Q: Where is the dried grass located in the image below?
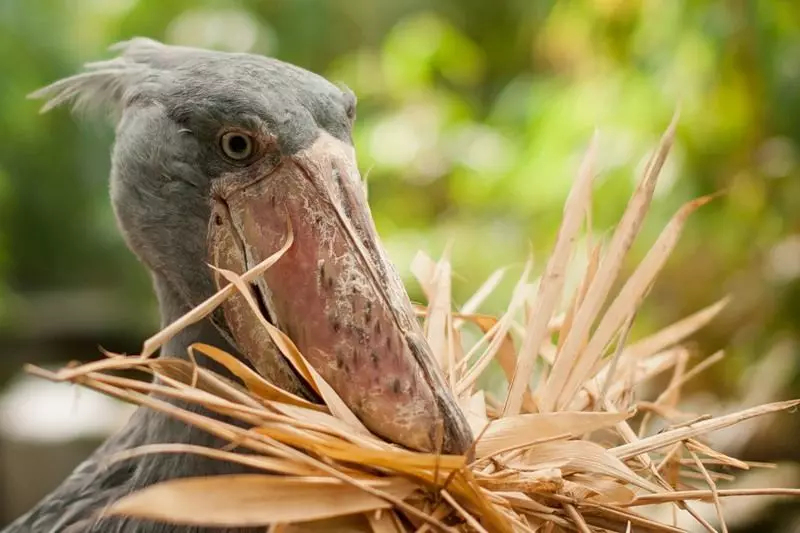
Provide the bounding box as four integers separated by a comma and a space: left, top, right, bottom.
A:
28, 113, 800, 532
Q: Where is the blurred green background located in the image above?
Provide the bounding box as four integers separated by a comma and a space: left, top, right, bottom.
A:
0, 0, 799, 530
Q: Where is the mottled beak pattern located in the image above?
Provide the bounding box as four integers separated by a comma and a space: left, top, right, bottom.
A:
209, 133, 473, 455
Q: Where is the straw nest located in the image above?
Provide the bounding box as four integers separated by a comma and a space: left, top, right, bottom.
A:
30, 113, 800, 532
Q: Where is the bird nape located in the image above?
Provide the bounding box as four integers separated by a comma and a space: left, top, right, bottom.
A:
4, 38, 472, 533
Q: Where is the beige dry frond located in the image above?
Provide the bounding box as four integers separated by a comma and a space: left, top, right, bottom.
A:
29, 113, 800, 532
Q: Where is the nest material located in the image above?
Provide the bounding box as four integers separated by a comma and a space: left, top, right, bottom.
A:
30, 113, 800, 532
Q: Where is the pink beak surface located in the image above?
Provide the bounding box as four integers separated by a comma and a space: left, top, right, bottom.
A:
208, 133, 473, 455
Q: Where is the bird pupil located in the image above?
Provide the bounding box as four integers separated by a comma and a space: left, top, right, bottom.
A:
229, 135, 248, 153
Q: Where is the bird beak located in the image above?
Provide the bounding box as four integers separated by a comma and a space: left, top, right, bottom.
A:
208, 132, 473, 455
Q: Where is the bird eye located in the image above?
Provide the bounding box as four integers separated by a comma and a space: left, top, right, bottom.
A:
220, 132, 254, 161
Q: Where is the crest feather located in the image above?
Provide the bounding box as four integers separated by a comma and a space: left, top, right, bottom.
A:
28, 38, 168, 118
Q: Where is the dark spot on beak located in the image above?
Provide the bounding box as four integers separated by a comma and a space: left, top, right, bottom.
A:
392, 378, 401, 394
333, 167, 353, 219
332, 320, 341, 333
214, 214, 223, 226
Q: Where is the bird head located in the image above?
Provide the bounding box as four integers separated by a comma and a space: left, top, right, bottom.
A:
32, 38, 473, 456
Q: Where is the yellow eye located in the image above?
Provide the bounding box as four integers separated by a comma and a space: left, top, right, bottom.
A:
220, 132, 254, 161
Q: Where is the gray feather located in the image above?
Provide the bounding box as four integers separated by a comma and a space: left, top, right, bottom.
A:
8, 37, 361, 533
28, 38, 167, 118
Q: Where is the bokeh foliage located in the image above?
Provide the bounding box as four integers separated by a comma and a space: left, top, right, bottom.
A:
1, 1, 799, 402
1, 1, 800, 530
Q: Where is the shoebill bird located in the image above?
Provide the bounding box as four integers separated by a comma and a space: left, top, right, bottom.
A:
4, 38, 472, 533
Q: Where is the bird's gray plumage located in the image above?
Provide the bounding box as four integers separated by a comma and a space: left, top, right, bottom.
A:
5, 38, 359, 533
6, 36, 474, 532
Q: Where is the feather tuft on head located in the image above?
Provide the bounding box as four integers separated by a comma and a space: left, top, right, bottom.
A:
28, 38, 168, 119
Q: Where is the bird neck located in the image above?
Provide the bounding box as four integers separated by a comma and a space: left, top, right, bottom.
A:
151, 272, 235, 361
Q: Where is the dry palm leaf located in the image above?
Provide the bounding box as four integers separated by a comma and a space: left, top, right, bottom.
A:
30, 113, 800, 532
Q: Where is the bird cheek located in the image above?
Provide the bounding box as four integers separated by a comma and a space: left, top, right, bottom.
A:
210, 167, 268, 200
